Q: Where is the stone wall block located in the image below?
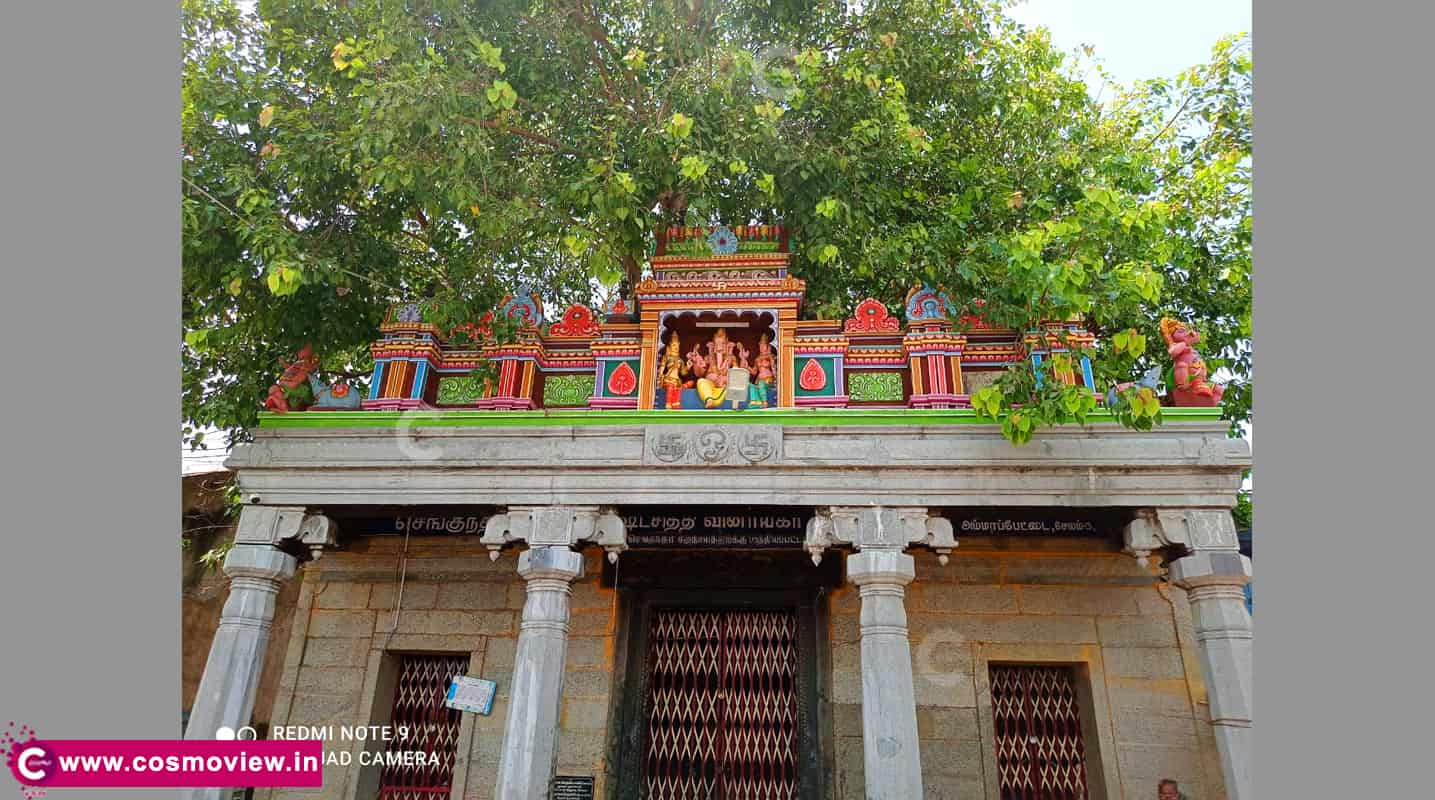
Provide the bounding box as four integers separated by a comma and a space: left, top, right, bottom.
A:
307, 610, 377, 638
435, 581, 510, 610
914, 584, 1018, 614
312, 582, 372, 609
367, 582, 439, 610
1018, 585, 1142, 616
298, 637, 371, 668
950, 614, 1099, 644
1097, 615, 1180, 648
1102, 646, 1188, 681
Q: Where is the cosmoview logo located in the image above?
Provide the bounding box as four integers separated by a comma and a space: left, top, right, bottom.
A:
14, 745, 53, 783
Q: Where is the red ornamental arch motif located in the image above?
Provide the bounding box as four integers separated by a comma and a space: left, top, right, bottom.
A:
549, 304, 602, 337
607, 362, 638, 396
799, 358, 828, 391
845, 298, 900, 333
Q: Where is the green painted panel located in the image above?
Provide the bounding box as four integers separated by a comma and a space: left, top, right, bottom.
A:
600, 360, 641, 397
436, 374, 484, 405
543, 373, 594, 407
794, 357, 837, 397
848, 371, 905, 403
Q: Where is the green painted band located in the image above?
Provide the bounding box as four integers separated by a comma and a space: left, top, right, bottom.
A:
257, 406, 1224, 429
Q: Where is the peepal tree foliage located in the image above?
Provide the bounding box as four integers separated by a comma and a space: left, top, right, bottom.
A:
182, 0, 1251, 448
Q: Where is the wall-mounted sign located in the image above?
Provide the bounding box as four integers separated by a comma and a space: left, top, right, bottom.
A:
945, 508, 1130, 537
445, 676, 497, 715
551, 775, 595, 800
339, 511, 489, 536
622, 507, 811, 549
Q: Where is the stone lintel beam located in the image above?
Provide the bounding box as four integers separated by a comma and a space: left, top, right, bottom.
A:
481, 505, 628, 563
805, 506, 956, 565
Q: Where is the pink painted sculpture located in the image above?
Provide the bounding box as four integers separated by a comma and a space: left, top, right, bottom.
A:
1160, 318, 1225, 407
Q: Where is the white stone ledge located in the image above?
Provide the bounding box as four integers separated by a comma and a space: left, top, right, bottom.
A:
227, 421, 1248, 509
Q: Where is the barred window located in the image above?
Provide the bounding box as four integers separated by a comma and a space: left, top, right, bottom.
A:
377, 654, 468, 800
989, 664, 1091, 800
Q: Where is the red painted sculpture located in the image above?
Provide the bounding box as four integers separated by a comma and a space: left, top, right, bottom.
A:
264, 345, 362, 412
1160, 318, 1225, 407
264, 346, 321, 412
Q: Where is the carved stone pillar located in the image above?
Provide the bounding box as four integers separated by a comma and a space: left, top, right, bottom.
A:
494, 546, 584, 800
1171, 548, 1253, 800
484, 506, 626, 800
806, 506, 956, 800
1125, 509, 1253, 800
183, 506, 335, 800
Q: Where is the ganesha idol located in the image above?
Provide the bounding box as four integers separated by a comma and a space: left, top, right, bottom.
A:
686, 328, 751, 408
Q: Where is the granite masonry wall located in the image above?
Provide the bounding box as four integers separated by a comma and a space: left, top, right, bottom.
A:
254, 536, 617, 800
827, 538, 1227, 800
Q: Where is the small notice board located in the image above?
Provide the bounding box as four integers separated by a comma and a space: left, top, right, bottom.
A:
445, 675, 497, 715
551, 775, 595, 800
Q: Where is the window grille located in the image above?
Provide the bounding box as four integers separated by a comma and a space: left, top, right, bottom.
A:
989, 664, 1090, 800
377, 653, 468, 800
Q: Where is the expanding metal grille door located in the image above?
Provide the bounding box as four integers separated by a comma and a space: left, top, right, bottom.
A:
990, 664, 1090, 800
643, 609, 800, 800
377, 654, 468, 800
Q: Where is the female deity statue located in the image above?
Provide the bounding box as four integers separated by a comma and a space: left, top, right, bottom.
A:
747, 333, 776, 408
658, 333, 689, 409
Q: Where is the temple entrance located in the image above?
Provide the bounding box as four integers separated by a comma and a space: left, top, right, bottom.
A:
641, 607, 800, 800
605, 548, 838, 800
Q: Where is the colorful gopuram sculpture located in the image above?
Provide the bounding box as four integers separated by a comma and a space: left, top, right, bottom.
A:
1160, 317, 1226, 407
341, 223, 1124, 413
264, 345, 361, 412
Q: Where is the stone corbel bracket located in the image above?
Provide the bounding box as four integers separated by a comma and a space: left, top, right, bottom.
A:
804, 506, 957, 565
481, 505, 628, 563
236, 506, 339, 562
1124, 508, 1240, 567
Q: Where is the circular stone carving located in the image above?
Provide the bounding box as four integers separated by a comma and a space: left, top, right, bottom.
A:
695, 429, 729, 462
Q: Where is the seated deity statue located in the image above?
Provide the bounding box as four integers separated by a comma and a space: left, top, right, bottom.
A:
688, 327, 749, 408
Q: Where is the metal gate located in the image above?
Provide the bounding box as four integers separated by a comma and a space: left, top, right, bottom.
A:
642, 608, 800, 800
377, 653, 469, 800
989, 664, 1090, 800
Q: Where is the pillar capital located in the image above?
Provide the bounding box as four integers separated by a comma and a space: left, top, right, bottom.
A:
1123, 507, 1239, 567
805, 506, 956, 565
221, 542, 298, 583
516, 546, 585, 584
1169, 549, 1252, 591
846, 549, 916, 587
482, 505, 627, 563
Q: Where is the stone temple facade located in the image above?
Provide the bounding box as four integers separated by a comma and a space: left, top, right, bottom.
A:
185, 227, 1252, 800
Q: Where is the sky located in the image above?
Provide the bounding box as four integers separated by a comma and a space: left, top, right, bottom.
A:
1006, 0, 1252, 92
182, 0, 1254, 474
